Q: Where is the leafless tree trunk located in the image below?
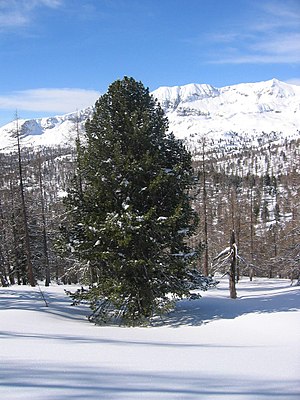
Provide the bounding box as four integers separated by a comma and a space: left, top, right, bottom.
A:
15, 117, 35, 286
0, 199, 9, 286
249, 185, 254, 281
202, 140, 209, 276
229, 230, 237, 299
38, 156, 50, 286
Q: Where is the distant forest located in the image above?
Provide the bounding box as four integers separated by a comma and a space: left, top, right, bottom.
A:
0, 134, 299, 287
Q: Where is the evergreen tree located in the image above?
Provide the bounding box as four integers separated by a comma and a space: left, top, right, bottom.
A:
63, 77, 198, 325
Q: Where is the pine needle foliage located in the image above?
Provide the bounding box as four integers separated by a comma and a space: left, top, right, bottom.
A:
63, 77, 198, 325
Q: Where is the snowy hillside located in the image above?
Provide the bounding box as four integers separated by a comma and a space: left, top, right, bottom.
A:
1, 79, 299, 152
0, 277, 299, 399
152, 78, 300, 152
0, 107, 93, 151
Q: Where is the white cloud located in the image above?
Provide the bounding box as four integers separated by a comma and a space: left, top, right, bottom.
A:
0, 0, 63, 29
260, 1, 300, 24
205, 0, 300, 65
252, 33, 300, 56
0, 88, 101, 113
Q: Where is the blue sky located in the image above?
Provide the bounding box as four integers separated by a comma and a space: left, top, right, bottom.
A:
0, 0, 299, 127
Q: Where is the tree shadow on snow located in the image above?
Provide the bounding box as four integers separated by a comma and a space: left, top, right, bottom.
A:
0, 282, 299, 328
0, 287, 89, 322
152, 285, 300, 327
0, 363, 299, 400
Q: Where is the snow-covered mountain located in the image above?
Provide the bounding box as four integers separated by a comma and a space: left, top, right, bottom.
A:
0, 107, 93, 151
152, 78, 300, 152
1, 79, 299, 152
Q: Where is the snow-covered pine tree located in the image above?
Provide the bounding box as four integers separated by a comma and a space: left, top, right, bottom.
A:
63, 77, 198, 325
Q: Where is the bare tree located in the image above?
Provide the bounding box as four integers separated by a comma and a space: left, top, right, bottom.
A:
212, 230, 238, 299
229, 230, 237, 298
37, 155, 50, 286
15, 115, 35, 286
202, 140, 209, 276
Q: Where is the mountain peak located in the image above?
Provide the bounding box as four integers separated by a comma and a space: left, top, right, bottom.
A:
259, 78, 298, 98
152, 83, 219, 109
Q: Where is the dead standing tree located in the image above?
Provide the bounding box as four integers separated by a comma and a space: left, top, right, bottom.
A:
229, 231, 238, 298
212, 230, 238, 299
15, 116, 35, 286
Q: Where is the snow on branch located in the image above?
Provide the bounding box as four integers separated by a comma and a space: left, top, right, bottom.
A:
213, 246, 231, 262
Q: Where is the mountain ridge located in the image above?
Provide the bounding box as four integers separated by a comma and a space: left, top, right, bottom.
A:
1, 79, 299, 152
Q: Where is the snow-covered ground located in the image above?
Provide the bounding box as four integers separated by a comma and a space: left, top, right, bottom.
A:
1, 277, 299, 400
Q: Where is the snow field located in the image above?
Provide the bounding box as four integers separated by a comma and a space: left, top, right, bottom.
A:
0, 277, 299, 399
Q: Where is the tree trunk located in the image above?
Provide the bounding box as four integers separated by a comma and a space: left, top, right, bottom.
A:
38, 157, 50, 286
202, 140, 209, 276
16, 117, 35, 286
250, 186, 254, 280
229, 230, 237, 299
249, 267, 254, 282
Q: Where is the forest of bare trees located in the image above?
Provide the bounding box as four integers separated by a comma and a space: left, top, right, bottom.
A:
0, 125, 299, 287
